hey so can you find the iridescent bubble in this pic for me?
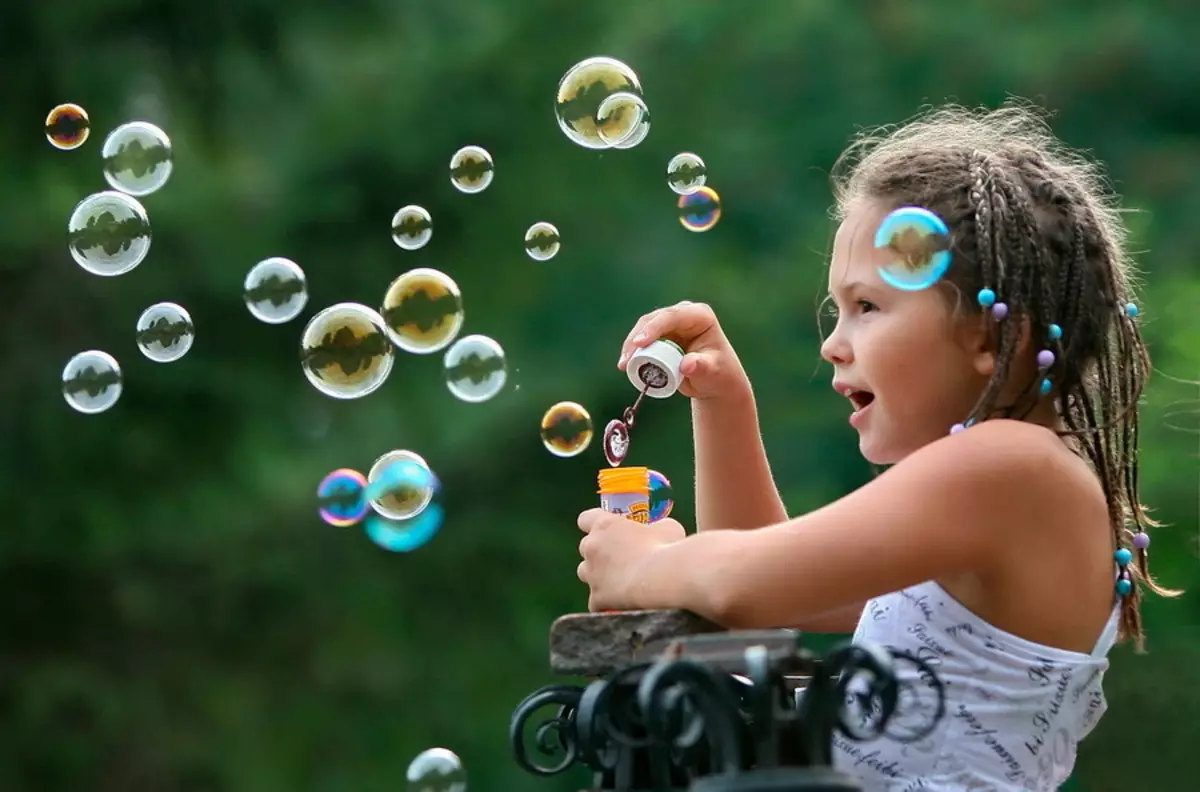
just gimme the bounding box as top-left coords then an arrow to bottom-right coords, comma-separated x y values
596,91 -> 650,148
524,222 -> 560,261
101,121 -> 173,197
647,469 -> 675,523
554,56 -> 644,150
367,450 -> 436,521
67,191 -> 152,276
135,301 -> 194,363
443,334 -> 507,403
873,206 -> 952,291
244,257 -> 308,324
391,205 -> 433,250
62,350 -> 122,414
300,303 -> 394,400
405,747 -> 467,792
667,152 -> 706,195
449,145 -> 494,194
365,504 -> 445,554
540,401 -> 594,458
380,268 -> 464,354
678,185 -> 721,232
46,103 -> 90,150
317,468 -> 369,527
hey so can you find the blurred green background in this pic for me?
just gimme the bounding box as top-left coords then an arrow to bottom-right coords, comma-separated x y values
3,1 -> 1197,790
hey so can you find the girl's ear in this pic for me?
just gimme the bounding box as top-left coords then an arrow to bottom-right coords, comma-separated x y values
956,312 -> 996,377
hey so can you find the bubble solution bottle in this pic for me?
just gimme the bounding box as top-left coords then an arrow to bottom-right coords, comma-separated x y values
597,467 -> 651,524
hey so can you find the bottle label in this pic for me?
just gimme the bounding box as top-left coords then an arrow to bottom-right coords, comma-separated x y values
600,492 -> 651,523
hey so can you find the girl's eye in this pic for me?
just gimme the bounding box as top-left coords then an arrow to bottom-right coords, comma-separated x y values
857,299 -> 878,313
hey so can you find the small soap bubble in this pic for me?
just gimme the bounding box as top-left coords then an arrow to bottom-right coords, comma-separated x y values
381,268 -> 465,354
524,222 -> 560,261
443,334 -> 507,403
540,401 -> 594,458
135,302 -> 194,363
68,190 -> 152,276
46,103 -> 90,150
555,56 -> 644,150
596,91 -> 650,149
873,206 -> 952,291
244,257 -> 309,324
301,303 -> 394,400
647,469 -> 675,522
62,350 -> 123,414
392,205 -> 433,250
678,185 -> 721,232
367,450 -> 436,521
101,121 -> 173,197
405,747 -> 467,792
449,145 -> 494,194
317,468 -> 369,527
667,152 -> 707,195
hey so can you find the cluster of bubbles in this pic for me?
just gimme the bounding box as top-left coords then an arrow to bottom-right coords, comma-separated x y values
54,107 -> 182,414
317,450 -> 445,553
406,747 -> 467,792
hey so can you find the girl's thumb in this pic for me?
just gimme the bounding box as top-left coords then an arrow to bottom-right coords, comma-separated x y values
679,351 -> 715,380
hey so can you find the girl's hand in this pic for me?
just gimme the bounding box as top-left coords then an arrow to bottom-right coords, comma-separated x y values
617,301 -> 750,401
576,508 -> 687,611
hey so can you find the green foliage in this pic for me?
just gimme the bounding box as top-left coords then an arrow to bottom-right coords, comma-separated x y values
1,1 -> 1196,790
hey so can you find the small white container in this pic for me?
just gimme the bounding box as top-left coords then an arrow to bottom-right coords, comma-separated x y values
626,339 -> 684,398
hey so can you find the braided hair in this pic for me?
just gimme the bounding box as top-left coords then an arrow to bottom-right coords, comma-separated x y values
829,102 -> 1179,650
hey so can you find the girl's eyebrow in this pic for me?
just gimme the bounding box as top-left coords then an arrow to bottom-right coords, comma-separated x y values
828,279 -> 872,299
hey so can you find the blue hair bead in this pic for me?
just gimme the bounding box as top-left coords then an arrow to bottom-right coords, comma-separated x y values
977,288 -> 996,308
1048,324 -> 1063,341
1123,302 -> 1139,318
1115,548 -> 1133,566
1116,578 -> 1133,597
1039,378 -> 1052,395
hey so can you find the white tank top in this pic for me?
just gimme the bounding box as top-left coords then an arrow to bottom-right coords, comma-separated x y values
831,580 -> 1120,791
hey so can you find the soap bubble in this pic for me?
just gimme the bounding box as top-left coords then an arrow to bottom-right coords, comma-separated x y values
391,205 -> 433,250
364,459 -> 445,553
443,334 -> 507,403
596,91 -> 650,148
101,121 -> 173,197
62,350 -> 123,414
244,257 -> 309,324
647,469 -> 675,522
67,190 -> 152,276
555,56 -> 643,150
873,206 -> 952,291
381,268 -> 465,354
540,401 -> 594,458
449,145 -> 494,194
367,449 -> 435,520
300,303 -> 394,399
667,152 -> 706,195
365,504 -> 446,553
405,747 -> 467,792
317,468 -> 369,527
135,302 -> 195,363
678,186 -> 721,232
524,222 -> 560,261
46,103 -> 90,150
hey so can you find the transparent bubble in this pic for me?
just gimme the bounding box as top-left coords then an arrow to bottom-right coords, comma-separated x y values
667,152 -> 706,196
46,103 -> 90,150
317,468 -> 369,527
596,91 -> 650,148
540,401 -> 594,458
554,56 -> 644,150
300,303 -> 394,400
380,268 -> 465,354
101,121 -> 173,197
136,302 -> 194,363
392,205 -> 433,251
62,350 -> 122,415
405,747 -> 467,792
524,222 -> 560,261
67,190 -> 152,276
678,185 -> 721,232
449,145 -> 494,194
648,469 -> 675,522
244,257 -> 309,324
443,334 -> 507,403
367,449 -> 435,521
873,206 -> 952,291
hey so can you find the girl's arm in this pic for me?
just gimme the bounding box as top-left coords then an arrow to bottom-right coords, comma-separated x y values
634,421 -> 1066,628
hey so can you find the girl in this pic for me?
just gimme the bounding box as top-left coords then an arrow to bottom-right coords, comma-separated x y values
574,103 -> 1175,790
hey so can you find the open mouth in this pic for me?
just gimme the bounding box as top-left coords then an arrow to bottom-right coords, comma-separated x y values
847,390 -> 875,411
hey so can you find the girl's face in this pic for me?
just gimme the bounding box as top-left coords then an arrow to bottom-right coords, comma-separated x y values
821,201 -> 994,464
